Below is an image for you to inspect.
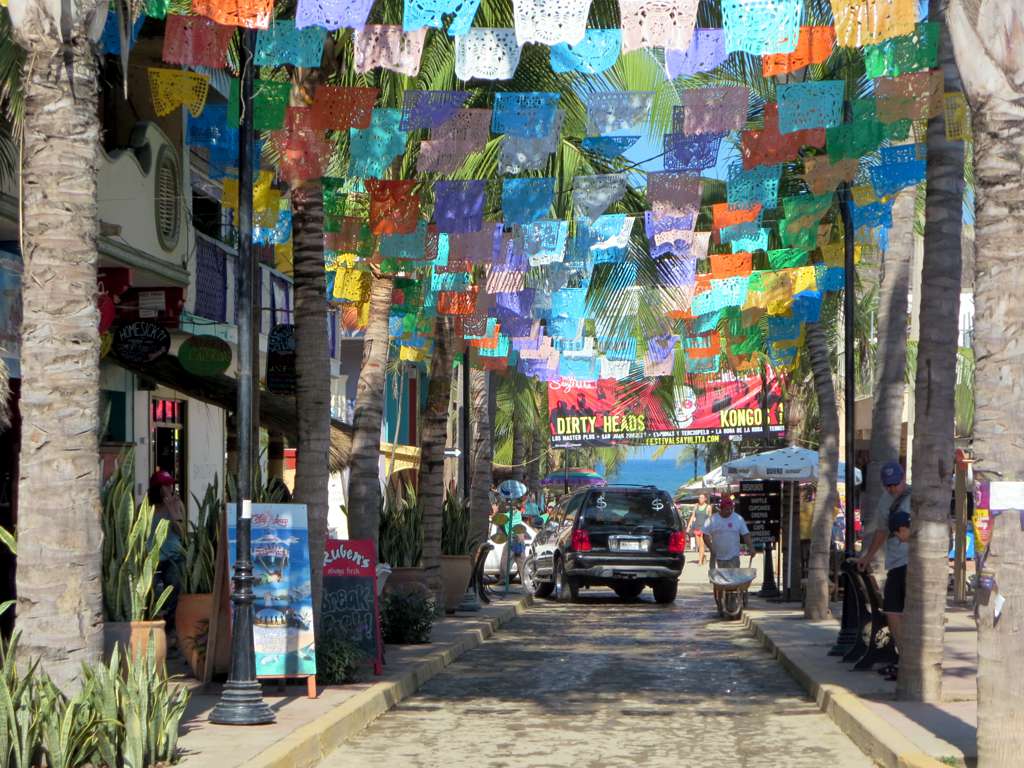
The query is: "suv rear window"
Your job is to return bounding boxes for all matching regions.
[580,490,677,529]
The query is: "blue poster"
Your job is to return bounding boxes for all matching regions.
[227,503,317,678]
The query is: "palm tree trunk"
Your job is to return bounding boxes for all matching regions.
[347,275,393,543]
[511,384,528,485]
[416,317,453,611]
[862,186,914,534]
[468,367,493,544]
[899,0,965,702]
[14,30,103,689]
[948,2,1024,760]
[291,183,331,638]
[805,322,838,619]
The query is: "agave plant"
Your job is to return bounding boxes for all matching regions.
[179,477,222,595]
[101,454,173,623]
[441,492,475,557]
[378,482,423,567]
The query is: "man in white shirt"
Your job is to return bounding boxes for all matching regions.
[703,496,753,569]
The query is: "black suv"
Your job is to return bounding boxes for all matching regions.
[524,485,686,604]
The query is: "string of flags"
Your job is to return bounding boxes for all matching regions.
[95,0,968,388]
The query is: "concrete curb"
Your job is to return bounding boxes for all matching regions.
[248,595,533,768]
[744,614,952,768]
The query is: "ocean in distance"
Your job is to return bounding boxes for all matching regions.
[605,455,707,495]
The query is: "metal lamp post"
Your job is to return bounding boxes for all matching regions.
[210,28,275,726]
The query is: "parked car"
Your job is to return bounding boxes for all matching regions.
[523,485,686,604]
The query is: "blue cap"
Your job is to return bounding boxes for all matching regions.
[880,461,904,487]
[889,510,911,532]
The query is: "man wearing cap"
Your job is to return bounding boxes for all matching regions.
[704,496,754,604]
[856,461,911,678]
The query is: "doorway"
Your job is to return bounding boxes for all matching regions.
[151,397,187,500]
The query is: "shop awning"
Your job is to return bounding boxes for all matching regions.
[116,354,353,471]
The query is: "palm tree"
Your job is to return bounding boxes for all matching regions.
[6,0,107,688]
[347,272,393,541]
[804,321,839,619]
[898,0,966,704]
[416,315,454,609]
[467,366,493,541]
[947,1,1023,761]
[860,185,914,536]
[290,180,332,638]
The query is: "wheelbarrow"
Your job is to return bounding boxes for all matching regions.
[710,567,757,620]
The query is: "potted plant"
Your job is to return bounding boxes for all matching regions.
[175,478,221,677]
[379,482,425,592]
[440,492,476,613]
[102,455,173,667]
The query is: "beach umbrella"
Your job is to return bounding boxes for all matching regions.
[541,467,605,488]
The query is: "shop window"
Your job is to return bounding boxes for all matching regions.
[100,390,128,443]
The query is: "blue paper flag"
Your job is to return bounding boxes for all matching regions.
[492,92,560,139]
[434,180,486,233]
[721,0,802,55]
[255,20,326,68]
[580,135,641,158]
[403,0,481,36]
[349,109,409,179]
[550,28,621,75]
[777,81,844,134]
[663,132,724,172]
[502,178,555,224]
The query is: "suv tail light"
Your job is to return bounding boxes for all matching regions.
[668,531,687,554]
[571,529,592,552]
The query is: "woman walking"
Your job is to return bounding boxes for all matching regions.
[687,493,713,566]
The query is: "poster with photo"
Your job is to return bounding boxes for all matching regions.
[227,503,317,678]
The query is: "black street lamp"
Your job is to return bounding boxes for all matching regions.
[209,27,275,727]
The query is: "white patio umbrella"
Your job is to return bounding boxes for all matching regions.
[722,446,862,485]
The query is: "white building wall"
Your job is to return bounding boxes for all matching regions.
[187,398,225,518]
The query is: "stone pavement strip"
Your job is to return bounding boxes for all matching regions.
[175,593,532,768]
[320,585,873,768]
[743,602,977,768]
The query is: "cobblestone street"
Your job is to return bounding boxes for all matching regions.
[322,583,873,768]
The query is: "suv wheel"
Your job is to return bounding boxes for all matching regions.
[525,556,553,598]
[554,558,578,602]
[612,583,644,601]
[652,580,678,604]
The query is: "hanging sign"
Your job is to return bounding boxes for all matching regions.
[738,480,782,545]
[228,503,317,679]
[321,539,384,675]
[266,323,297,394]
[547,371,785,447]
[112,320,171,364]
[178,334,232,377]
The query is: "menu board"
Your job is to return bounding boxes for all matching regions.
[738,480,782,546]
[227,503,317,678]
[321,539,383,675]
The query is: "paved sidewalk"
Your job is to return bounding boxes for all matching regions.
[175,592,531,768]
[743,600,977,768]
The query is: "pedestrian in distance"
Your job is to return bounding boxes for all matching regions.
[687,492,713,565]
[855,460,911,681]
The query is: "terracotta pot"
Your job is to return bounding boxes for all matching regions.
[383,566,429,597]
[104,620,167,668]
[175,593,213,677]
[440,556,474,614]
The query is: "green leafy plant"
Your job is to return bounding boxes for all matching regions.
[101,454,173,622]
[0,525,13,618]
[317,634,367,685]
[378,482,422,567]
[179,477,222,594]
[227,459,290,504]
[380,592,434,645]
[81,642,190,768]
[441,491,474,556]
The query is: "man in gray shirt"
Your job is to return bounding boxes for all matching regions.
[856,461,911,675]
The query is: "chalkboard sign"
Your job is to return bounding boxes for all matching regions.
[228,503,317,679]
[738,480,782,546]
[321,539,383,675]
[112,320,170,364]
[266,324,297,394]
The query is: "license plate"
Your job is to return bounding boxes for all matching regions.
[616,540,645,551]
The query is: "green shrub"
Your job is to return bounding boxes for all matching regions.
[317,635,367,685]
[0,633,189,768]
[441,492,473,556]
[381,592,435,645]
[180,477,221,595]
